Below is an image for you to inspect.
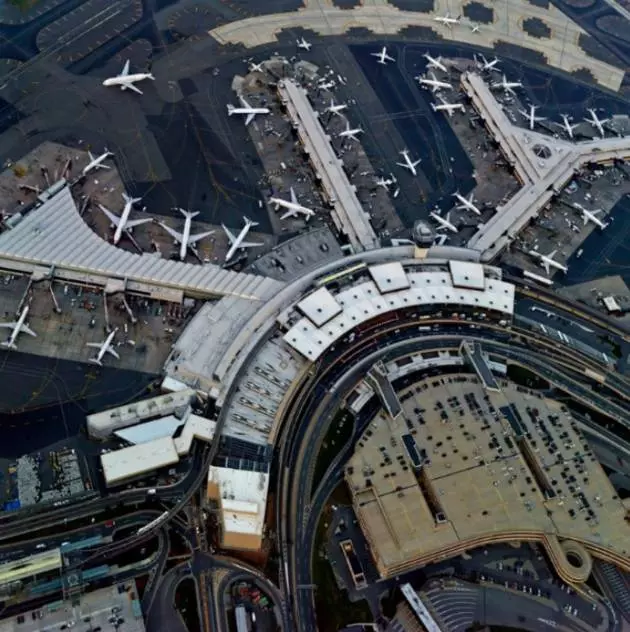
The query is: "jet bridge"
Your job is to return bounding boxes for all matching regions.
[460,340,501,392]
[366,361,402,419]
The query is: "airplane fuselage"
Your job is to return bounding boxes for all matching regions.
[95,330,117,365]
[113,202,133,245]
[83,153,111,176]
[180,216,193,260]
[5,307,28,349]
[228,106,270,116]
[103,73,153,88]
[529,251,567,273]
[430,212,457,233]
[226,225,253,262]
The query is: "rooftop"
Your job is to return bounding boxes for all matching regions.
[0,185,281,301]
[346,374,630,577]
[101,436,180,486]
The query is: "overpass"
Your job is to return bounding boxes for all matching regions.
[463,72,630,262]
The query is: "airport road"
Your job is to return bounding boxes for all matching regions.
[277,309,630,629]
[144,562,191,632]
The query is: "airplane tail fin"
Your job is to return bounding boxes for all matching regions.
[227,104,235,115]
[244,216,259,227]
[1,341,15,350]
[190,211,200,218]
[148,74,156,81]
[431,103,437,111]
[89,358,103,367]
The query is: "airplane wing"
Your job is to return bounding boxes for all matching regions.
[223,225,237,244]
[188,230,215,244]
[290,188,298,204]
[547,249,557,260]
[582,214,589,225]
[121,60,130,77]
[239,95,251,109]
[280,209,296,220]
[86,342,103,349]
[98,204,120,226]
[0,322,17,329]
[124,217,152,229]
[106,346,120,360]
[124,82,143,95]
[244,112,255,126]
[21,325,36,337]
[239,240,264,248]
[159,222,183,243]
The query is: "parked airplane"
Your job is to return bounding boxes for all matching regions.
[434,12,461,26]
[98,193,150,245]
[431,96,464,117]
[223,217,264,262]
[375,175,397,190]
[417,72,452,93]
[297,37,312,51]
[519,105,546,130]
[423,52,448,73]
[326,98,347,116]
[103,60,155,95]
[528,249,568,275]
[318,80,335,91]
[491,74,522,95]
[270,188,316,220]
[249,62,264,73]
[470,23,480,33]
[396,149,422,176]
[0,305,36,350]
[338,121,363,142]
[430,211,458,233]
[573,202,608,230]
[159,209,215,260]
[87,328,119,366]
[371,46,395,65]
[453,191,481,215]
[557,114,579,139]
[227,95,270,126]
[584,108,609,139]
[82,150,113,176]
[475,54,500,72]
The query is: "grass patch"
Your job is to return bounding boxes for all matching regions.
[312,409,353,492]
[313,499,373,631]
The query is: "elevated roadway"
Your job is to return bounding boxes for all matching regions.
[277,317,630,629]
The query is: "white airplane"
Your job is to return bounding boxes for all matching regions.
[519,105,546,130]
[417,72,452,93]
[297,37,312,51]
[249,62,264,73]
[453,191,481,215]
[338,121,363,142]
[371,46,395,65]
[396,149,422,176]
[86,328,119,366]
[375,175,397,190]
[227,95,270,126]
[270,187,316,220]
[584,108,609,139]
[326,98,347,116]
[159,209,215,261]
[318,80,335,91]
[491,74,522,95]
[0,305,36,350]
[103,60,155,95]
[470,23,480,33]
[431,96,464,117]
[98,193,150,245]
[475,54,500,72]
[528,249,568,275]
[223,217,264,262]
[423,52,448,73]
[434,12,461,27]
[430,211,458,233]
[573,203,608,230]
[82,150,113,176]
[557,114,579,139]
